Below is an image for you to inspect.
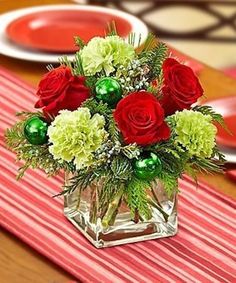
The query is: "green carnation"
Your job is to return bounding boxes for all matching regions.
[47,108,108,169]
[172,110,217,158]
[80,36,135,76]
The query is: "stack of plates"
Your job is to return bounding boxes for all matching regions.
[0,5,148,63]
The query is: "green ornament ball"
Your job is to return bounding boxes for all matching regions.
[134,152,162,181]
[95,77,122,107]
[24,116,48,145]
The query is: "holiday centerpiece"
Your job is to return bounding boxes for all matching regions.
[5,29,226,248]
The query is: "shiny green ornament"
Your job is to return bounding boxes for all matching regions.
[24,116,48,145]
[95,77,122,107]
[134,152,162,181]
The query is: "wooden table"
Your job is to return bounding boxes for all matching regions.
[1,1,236,282]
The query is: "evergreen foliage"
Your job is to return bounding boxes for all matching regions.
[111,156,133,180]
[126,177,152,219]
[192,105,228,131]
[81,98,111,117]
[139,40,168,79]
[74,36,85,49]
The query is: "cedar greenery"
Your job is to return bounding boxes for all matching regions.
[126,177,152,220]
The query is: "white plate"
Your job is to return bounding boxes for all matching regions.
[219,147,236,164]
[0,5,148,63]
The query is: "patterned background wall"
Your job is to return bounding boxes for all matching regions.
[86,0,236,68]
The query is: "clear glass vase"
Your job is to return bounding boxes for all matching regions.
[64,174,178,248]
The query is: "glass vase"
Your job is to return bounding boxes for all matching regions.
[64,174,178,248]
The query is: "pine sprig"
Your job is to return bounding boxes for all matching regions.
[192,105,229,132]
[74,36,85,49]
[159,150,186,178]
[73,52,85,76]
[85,76,97,91]
[139,41,168,79]
[151,42,168,78]
[126,177,152,220]
[106,21,118,36]
[58,56,73,71]
[62,166,105,196]
[140,33,157,53]
[188,156,224,174]
[212,145,226,163]
[128,32,142,47]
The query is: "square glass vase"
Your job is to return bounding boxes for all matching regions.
[64,175,178,248]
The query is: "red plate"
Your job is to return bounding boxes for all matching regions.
[207,96,236,149]
[6,10,132,53]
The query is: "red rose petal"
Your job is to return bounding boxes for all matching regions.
[114,91,170,146]
[34,66,90,118]
[161,58,203,116]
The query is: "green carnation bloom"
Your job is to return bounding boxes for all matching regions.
[80,36,135,76]
[172,110,217,158]
[47,108,108,169]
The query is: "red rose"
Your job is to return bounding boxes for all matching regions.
[114,92,170,146]
[160,58,203,115]
[35,66,90,118]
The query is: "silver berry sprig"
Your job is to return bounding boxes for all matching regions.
[94,140,141,165]
[114,60,150,95]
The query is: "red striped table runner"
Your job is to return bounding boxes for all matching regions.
[0,67,236,283]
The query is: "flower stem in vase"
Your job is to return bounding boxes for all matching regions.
[89,184,98,223]
[102,188,124,228]
[147,195,169,222]
[134,209,140,223]
[151,186,162,207]
[76,187,82,210]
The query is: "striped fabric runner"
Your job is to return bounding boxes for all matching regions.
[0,67,236,283]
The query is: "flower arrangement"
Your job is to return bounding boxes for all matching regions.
[5,29,226,247]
